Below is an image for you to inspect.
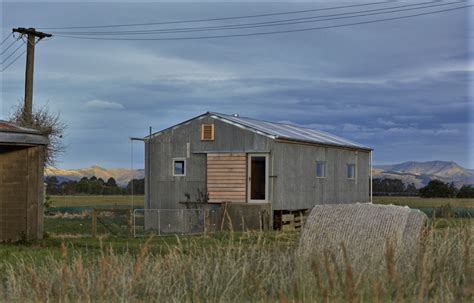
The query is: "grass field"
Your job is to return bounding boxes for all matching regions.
[1,195,472,301]
[49,195,474,208]
[49,195,144,207]
[373,196,474,208]
[0,227,472,301]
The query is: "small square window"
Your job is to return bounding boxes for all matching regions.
[173,159,186,176]
[347,164,356,179]
[316,161,326,178]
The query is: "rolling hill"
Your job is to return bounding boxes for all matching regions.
[373,161,474,188]
[45,165,144,187]
[45,161,473,189]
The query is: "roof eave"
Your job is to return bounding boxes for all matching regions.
[0,132,49,146]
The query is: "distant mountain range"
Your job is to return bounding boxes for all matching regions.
[45,165,144,187]
[45,161,474,189]
[373,161,474,188]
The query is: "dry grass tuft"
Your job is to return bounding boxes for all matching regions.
[0,227,472,302]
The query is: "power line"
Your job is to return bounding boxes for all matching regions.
[0,49,26,72]
[52,4,472,41]
[38,1,391,30]
[1,43,24,65]
[47,0,440,35]
[0,35,11,45]
[48,0,462,36]
[1,38,20,55]
[0,37,44,73]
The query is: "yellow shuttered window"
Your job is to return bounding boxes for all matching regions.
[201,124,214,141]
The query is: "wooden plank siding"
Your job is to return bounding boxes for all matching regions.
[207,153,247,203]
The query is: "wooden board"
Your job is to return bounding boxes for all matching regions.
[207,153,246,203]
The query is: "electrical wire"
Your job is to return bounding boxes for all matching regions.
[1,43,24,65]
[1,38,21,55]
[52,4,472,41]
[47,0,461,36]
[38,1,391,30]
[0,35,11,45]
[47,0,441,35]
[0,49,26,72]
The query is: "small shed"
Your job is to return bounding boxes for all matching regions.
[144,112,373,231]
[0,120,48,241]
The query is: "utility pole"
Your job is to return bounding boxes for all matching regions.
[12,27,52,124]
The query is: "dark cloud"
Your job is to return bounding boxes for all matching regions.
[1,2,472,168]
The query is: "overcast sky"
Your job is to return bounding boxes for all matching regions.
[1,1,473,169]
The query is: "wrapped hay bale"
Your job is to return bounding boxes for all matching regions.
[298,203,428,268]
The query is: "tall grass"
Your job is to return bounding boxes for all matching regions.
[0,228,472,302]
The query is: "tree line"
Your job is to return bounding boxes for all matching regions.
[373,178,474,198]
[45,176,144,195]
[46,175,474,198]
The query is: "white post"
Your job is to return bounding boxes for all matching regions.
[370,150,373,203]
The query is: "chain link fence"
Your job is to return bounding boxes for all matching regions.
[133,209,205,237]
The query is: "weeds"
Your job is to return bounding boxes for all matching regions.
[0,227,472,302]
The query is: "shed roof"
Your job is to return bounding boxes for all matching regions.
[0,120,48,145]
[210,112,371,150]
[149,112,371,151]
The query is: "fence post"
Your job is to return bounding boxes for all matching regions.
[92,209,97,237]
[127,209,132,238]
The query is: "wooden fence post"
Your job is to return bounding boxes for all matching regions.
[127,209,133,238]
[92,209,97,237]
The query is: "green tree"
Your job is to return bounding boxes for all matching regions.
[89,177,103,195]
[126,178,144,195]
[419,180,457,198]
[106,177,118,188]
[457,185,474,198]
[45,176,60,194]
[76,177,91,194]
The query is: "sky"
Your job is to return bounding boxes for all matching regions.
[1,1,473,169]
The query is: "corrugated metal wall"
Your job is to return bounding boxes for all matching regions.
[272,141,370,210]
[146,113,370,212]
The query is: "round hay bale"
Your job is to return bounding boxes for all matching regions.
[298,203,428,267]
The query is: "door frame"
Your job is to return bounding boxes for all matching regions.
[247,153,269,203]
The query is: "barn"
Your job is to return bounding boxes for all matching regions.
[0,120,47,241]
[144,112,372,231]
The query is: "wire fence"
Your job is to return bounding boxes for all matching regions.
[133,209,205,237]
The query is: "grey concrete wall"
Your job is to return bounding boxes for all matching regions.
[146,115,272,210]
[272,141,370,210]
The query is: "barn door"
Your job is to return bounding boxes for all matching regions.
[247,154,269,203]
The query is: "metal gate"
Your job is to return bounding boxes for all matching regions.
[133,209,205,237]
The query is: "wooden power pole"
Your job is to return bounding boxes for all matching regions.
[12,27,52,124]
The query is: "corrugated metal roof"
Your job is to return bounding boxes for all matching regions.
[0,120,40,133]
[210,112,371,150]
[0,120,48,145]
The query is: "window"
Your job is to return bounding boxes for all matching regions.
[173,158,186,176]
[347,164,356,179]
[201,124,214,141]
[315,161,326,178]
